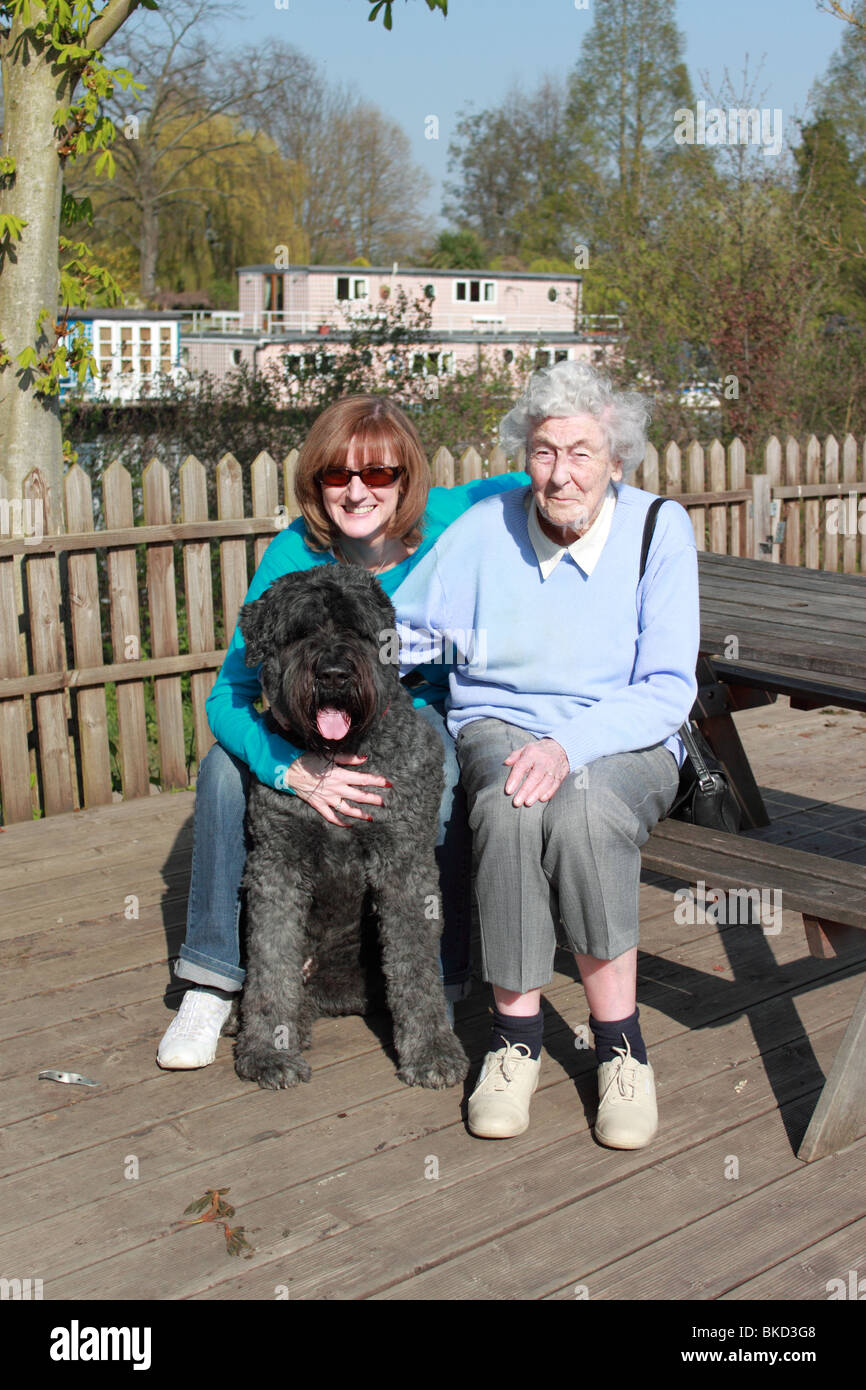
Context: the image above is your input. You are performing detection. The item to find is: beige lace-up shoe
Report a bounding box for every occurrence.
[594,1036,658,1149]
[467,1041,541,1138]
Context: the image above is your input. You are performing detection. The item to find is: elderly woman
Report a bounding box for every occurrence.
[158,395,527,1069]
[395,361,699,1148]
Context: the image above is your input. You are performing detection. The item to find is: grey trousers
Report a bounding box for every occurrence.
[456,717,680,993]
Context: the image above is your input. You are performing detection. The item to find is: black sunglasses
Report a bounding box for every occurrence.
[318,464,403,489]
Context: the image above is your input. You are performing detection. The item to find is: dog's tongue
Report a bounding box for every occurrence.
[316,706,351,741]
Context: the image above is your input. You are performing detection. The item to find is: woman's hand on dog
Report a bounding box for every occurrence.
[283,752,391,826]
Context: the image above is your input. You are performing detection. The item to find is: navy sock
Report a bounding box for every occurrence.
[490,1006,544,1061]
[589,1008,647,1065]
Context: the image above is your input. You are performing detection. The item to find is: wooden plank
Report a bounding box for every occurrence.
[824,434,839,572]
[103,461,150,800]
[718,1217,866,1299]
[699,588,866,639]
[0,648,227,699]
[0,515,284,558]
[728,438,746,556]
[487,445,509,478]
[216,453,248,647]
[641,442,659,495]
[700,547,864,585]
[805,435,821,570]
[708,440,727,554]
[64,465,112,809]
[460,446,483,485]
[189,1033,854,1303]
[749,472,772,560]
[686,441,705,550]
[143,459,187,790]
[6,1005,844,1297]
[281,449,300,523]
[708,660,866,713]
[765,435,782,564]
[643,822,866,925]
[251,451,279,572]
[698,558,866,601]
[797,977,866,1160]
[783,436,801,567]
[773,478,866,500]
[430,446,454,489]
[699,618,866,680]
[664,441,681,496]
[562,1137,865,1302]
[180,456,216,769]
[0,538,34,823]
[24,468,76,817]
[803,915,864,958]
[842,433,859,574]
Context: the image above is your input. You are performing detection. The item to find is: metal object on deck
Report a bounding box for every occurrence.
[37,1069,99,1087]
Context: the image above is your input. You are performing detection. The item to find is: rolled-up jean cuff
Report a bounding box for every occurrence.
[176,946,245,992]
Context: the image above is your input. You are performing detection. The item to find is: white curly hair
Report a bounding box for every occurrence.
[499,359,651,475]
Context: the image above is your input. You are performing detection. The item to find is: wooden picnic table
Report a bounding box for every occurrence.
[642,550,866,1162]
[692,553,866,828]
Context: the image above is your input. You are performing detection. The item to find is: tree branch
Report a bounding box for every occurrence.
[86,0,147,52]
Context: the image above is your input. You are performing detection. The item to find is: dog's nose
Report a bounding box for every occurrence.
[318,661,351,683]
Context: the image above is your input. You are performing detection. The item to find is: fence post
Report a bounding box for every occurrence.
[0,474,35,823]
[749,473,773,560]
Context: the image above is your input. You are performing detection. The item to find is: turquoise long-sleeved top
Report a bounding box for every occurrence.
[205,471,529,788]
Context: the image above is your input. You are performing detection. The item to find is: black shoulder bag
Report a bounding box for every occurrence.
[640,499,742,833]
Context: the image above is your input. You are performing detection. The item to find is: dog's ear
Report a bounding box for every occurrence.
[238,591,277,667]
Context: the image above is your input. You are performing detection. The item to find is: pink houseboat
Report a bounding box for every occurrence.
[180,263,620,388]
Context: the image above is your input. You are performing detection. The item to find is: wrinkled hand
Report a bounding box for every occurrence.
[503,738,569,808]
[281,752,390,827]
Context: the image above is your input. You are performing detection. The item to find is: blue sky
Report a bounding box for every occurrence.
[213,0,847,223]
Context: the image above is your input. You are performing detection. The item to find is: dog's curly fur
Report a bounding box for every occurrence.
[232,564,469,1092]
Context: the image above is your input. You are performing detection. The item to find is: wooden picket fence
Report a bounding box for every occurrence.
[0,432,865,826]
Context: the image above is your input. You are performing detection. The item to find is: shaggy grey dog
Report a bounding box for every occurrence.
[232,564,469,1092]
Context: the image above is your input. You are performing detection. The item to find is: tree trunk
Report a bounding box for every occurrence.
[0,18,73,523]
[139,188,159,301]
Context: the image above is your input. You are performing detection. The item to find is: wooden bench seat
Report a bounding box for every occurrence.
[641,818,866,1163]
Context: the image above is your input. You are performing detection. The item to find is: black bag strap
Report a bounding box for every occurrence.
[639,496,668,582]
[638,497,697,762]
[679,720,717,794]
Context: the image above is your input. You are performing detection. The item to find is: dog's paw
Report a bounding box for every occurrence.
[234,1046,312,1090]
[222,997,241,1038]
[397,1032,469,1090]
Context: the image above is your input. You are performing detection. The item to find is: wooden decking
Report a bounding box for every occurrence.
[1,698,864,1302]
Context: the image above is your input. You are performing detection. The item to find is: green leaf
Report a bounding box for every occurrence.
[0,213,27,241]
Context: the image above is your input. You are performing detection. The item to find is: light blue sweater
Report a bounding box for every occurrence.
[394,482,700,770]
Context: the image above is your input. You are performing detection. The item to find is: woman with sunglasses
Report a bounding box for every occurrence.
[158,394,529,1069]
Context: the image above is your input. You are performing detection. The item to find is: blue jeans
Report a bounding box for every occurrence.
[176,702,472,994]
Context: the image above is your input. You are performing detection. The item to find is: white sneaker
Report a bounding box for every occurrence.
[157,989,234,1069]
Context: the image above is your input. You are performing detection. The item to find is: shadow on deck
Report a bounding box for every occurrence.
[1,698,864,1302]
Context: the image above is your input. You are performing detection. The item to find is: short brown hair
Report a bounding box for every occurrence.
[294,396,430,552]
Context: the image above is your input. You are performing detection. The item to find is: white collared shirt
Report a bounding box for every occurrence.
[525,483,617,579]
